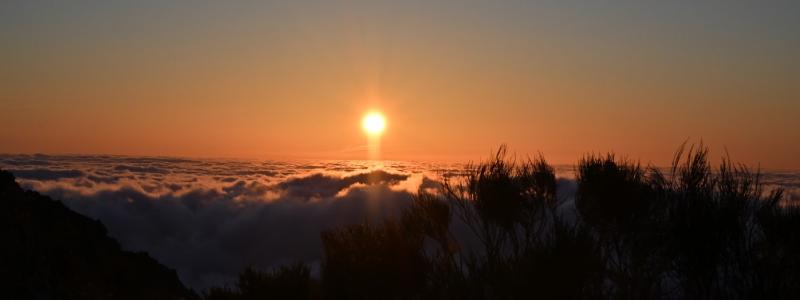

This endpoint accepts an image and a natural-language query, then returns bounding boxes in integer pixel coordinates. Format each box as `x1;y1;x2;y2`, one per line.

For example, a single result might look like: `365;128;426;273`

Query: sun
362;112;386;136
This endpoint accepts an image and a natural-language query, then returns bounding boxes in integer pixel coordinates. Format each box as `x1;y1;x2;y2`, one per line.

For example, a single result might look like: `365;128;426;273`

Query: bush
204;143;797;300
204;263;315;300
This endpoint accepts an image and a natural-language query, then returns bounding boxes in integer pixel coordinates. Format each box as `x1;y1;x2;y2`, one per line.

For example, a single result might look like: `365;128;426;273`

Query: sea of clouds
1;154;797;290
0;155;471;289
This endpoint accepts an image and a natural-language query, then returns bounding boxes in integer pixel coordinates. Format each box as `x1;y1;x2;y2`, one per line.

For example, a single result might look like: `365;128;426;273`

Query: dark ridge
0;170;197;300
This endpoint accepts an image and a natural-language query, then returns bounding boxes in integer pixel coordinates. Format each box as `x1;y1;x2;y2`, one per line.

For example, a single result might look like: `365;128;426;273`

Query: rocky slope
0;170;196;299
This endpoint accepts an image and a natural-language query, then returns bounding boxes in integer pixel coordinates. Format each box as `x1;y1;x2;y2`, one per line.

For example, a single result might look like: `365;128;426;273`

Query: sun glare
362;112;386;136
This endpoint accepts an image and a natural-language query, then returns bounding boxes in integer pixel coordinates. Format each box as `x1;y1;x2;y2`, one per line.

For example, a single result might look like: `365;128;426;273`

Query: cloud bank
1;154;797;289
0;155;460;289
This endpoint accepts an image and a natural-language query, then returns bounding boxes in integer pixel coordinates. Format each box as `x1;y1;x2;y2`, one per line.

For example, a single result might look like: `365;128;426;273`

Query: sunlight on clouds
2;154;797;289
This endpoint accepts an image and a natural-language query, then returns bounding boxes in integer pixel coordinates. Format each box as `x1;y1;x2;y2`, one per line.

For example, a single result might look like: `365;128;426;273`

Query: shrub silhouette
320;220;429;299
4;141;798;300
576;154;652;232
308;143;797;299
443;146;561;264
203;263;316;300
755;193;800;298
319;190;463;299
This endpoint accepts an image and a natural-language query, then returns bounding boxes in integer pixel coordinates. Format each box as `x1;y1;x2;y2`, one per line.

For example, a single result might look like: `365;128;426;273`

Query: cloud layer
0;155;465;289
1;154;797;290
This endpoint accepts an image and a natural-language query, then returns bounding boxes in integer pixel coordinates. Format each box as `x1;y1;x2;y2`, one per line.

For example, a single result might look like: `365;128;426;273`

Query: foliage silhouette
307;144;796;299
203;263;317;300
319;191;456;299
3;142;798;299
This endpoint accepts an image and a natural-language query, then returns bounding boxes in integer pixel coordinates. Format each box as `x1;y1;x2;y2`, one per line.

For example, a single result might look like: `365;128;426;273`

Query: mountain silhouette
0;170;196;299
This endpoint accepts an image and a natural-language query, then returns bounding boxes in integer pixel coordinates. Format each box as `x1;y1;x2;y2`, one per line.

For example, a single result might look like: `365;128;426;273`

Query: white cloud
2;154;797;290
0;155;460;289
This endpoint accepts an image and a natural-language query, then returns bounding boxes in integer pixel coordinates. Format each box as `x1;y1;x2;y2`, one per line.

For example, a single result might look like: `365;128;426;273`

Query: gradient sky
2;1;799;168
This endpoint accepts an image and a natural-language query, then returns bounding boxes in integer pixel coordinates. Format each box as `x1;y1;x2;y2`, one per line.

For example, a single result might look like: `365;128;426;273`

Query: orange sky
1;2;799;169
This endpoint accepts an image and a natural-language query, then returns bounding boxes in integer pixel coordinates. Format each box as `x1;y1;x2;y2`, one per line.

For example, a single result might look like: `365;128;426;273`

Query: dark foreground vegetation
205;144;798;300
0;170;195;299
2;144;799;299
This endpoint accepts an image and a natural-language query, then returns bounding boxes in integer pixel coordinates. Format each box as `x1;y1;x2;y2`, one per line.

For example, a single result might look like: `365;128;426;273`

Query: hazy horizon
2;150;800;172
